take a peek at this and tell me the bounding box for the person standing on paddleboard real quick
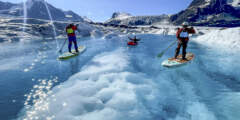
[175,22,196,60]
[66,23,79,53]
[128,36,141,44]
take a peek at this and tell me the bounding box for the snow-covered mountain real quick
[105,0,240,27]
[0,0,84,22]
[0,0,105,42]
[0,1,16,10]
[0,17,104,42]
[171,0,240,27]
[105,12,170,26]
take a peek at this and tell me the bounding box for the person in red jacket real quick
[175,22,196,60]
[66,24,79,53]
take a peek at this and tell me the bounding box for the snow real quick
[193,27,240,53]
[192,27,240,77]
[114,15,131,20]
[193,0,211,8]
[83,16,93,23]
[65,15,73,18]
[111,12,132,20]
[227,0,240,8]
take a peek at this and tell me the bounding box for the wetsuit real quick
[66,25,78,53]
[175,27,196,59]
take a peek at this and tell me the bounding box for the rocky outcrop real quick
[105,12,170,26]
[170,0,240,27]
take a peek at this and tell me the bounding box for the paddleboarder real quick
[175,22,196,60]
[66,23,79,53]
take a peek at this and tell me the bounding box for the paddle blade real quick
[157,52,164,58]
[58,49,62,54]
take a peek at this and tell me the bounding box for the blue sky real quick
[3,0,193,22]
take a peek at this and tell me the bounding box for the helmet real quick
[182,22,189,27]
[69,24,74,27]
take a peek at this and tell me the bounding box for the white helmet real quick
[182,22,189,26]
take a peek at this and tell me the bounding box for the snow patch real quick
[193,27,240,53]
[111,12,132,20]
[227,0,240,8]
[65,15,72,18]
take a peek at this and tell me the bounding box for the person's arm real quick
[128,37,133,41]
[136,38,141,41]
[72,26,77,30]
[188,27,196,34]
[176,28,182,39]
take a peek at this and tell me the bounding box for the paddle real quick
[157,40,177,58]
[58,39,67,53]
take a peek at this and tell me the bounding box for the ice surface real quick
[193,27,240,53]
[16,29,240,120]
[18,48,223,120]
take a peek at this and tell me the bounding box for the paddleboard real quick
[58,46,86,60]
[162,53,194,68]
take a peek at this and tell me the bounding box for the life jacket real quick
[177,28,190,41]
[66,26,77,36]
[67,28,74,34]
[179,31,189,38]
[177,27,196,39]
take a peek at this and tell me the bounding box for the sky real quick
[2,0,193,22]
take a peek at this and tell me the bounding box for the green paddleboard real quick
[58,46,86,60]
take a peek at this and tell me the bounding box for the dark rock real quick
[170,0,240,27]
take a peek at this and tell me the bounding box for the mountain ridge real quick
[105,0,240,27]
[170,0,240,27]
[0,0,85,22]
[105,12,170,26]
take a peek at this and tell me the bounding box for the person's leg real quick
[175,41,182,58]
[68,36,73,53]
[182,40,188,59]
[73,36,78,52]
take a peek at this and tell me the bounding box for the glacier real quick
[14,27,240,120]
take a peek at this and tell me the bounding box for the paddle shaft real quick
[158,40,177,58]
[58,39,67,53]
